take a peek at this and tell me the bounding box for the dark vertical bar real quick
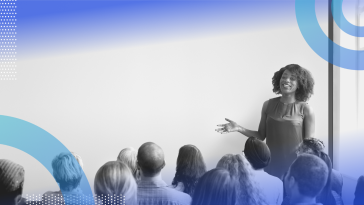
[328,0,334,165]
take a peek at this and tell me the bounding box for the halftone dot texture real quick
[24,194,126,205]
[0,0,16,80]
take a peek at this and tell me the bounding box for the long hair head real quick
[217,154,267,205]
[172,145,206,196]
[191,168,237,205]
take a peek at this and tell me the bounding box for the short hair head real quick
[0,159,24,205]
[296,138,325,156]
[137,142,165,177]
[272,64,315,102]
[94,161,137,205]
[244,137,271,169]
[52,152,83,192]
[172,145,206,196]
[296,138,334,204]
[191,168,237,205]
[117,147,138,178]
[287,154,329,198]
[71,152,84,169]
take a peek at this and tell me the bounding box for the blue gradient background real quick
[16,0,327,58]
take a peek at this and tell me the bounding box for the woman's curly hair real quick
[272,64,314,102]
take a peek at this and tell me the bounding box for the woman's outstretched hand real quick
[215,118,240,134]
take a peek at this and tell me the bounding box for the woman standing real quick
[216,64,315,179]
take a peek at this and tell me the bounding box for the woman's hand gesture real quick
[215,118,240,134]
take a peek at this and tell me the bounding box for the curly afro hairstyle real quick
[272,64,314,102]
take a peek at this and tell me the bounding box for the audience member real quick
[243,137,283,205]
[137,142,191,205]
[71,152,84,169]
[283,154,329,205]
[191,168,237,205]
[0,159,26,205]
[354,175,364,205]
[95,161,137,205]
[42,152,84,205]
[171,144,206,196]
[216,153,267,205]
[117,147,139,180]
[295,138,344,205]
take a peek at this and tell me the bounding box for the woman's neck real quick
[280,94,296,104]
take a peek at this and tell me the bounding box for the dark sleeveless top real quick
[262,97,307,179]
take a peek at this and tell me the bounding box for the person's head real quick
[295,138,334,204]
[117,147,138,179]
[172,145,206,195]
[191,168,237,205]
[354,176,364,205]
[272,64,314,102]
[216,154,240,176]
[0,159,25,205]
[94,161,137,205]
[52,152,83,192]
[284,154,329,200]
[217,154,266,205]
[137,142,165,177]
[296,138,325,157]
[243,137,271,170]
[71,152,84,169]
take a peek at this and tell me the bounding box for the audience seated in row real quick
[1,138,362,205]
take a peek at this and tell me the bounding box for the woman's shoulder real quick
[268,96,281,102]
[263,97,280,109]
[301,102,314,116]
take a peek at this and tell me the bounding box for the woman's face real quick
[280,70,299,95]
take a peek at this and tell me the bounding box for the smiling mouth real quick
[281,83,291,88]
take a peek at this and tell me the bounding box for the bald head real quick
[137,142,165,177]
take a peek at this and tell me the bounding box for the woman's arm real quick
[303,104,315,139]
[216,100,268,141]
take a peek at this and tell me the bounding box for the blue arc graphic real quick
[296,0,364,70]
[331,0,364,37]
[0,115,94,205]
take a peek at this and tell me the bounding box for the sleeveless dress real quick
[262,97,307,179]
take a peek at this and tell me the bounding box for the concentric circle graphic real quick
[331,0,364,37]
[296,0,364,70]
